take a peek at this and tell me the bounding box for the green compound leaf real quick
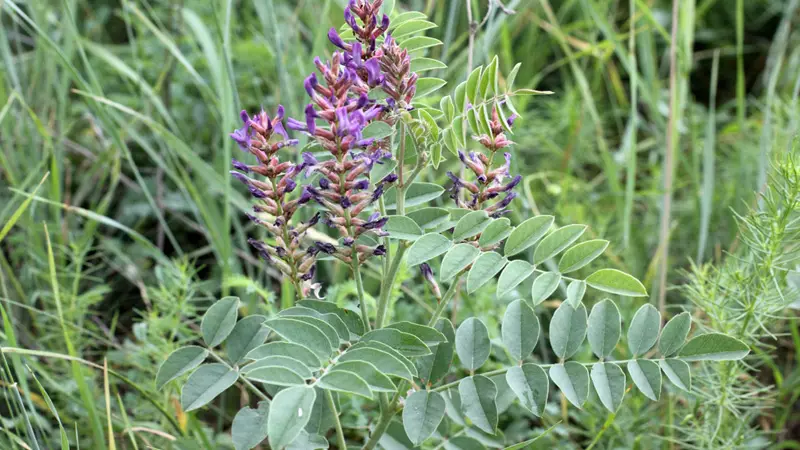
[362,121,393,140]
[412,57,448,73]
[455,317,491,371]
[478,218,512,249]
[453,210,492,241]
[232,401,269,450]
[408,207,450,231]
[627,359,662,401]
[318,370,374,399]
[245,366,307,387]
[201,296,239,347]
[298,299,365,337]
[549,362,589,408]
[533,224,587,264]
[658,312,692,357]
[586,269,648,297]
[180,363,238,412]
[590,362,626,412]
[565,280,587,308]
[156,346,208,389]
[496,260,535,298]
[458,375,498,433]
[558,239,609,273]
[329,360,396,393]
[242,355,313,379]
[531,271,561,306]
[416,319,456,385]
[360,328,431,357]
[403,390,446,446]
[416,77,448,98]
[245,342,322,369]
[407,233,453,266]
[264,317,334,360]
[501,300,540,361]
[268,386,316,450]
[678,333,750,361]
[504,216,554,257]
[441,244,481,282]
[505,364,548,416]
[355,341,418,377]
[386,321,447,347]
[278,310,341,347]
[400,36,443,53]
[225,315,269,364]
[587,299,621,359]
[549,302,588,360]
[340,347,416,381]
[385,215,424,241]
[627,304,661,357]
[467,251,508,293]
[660,358,691,392]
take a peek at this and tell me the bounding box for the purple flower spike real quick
[507,113,518,126]
[239,110,250,124]
[351,42,362,63]
[302,152,318,166]
[420,263,434,281]
[304,73,318,96]
[319,177,330,189]
[354,179,370,190]
[305,104,318,135]
[284,178,297,193]
[345,8,359,31]
[328,28,347,49]
[371,184,385,201]
[497,192,518,208]
[381,14,390,29]
[315,241,337,254]
[341,196,352,208]
[381,173,399,184]
[365,58,384,87]
[287,117,307,131]
[373,245,387,256]
[230,170,250,185]
[274,121,290,140]
[336,107,350,136]
[231,159,250,173]
[230,126,250,151]
[276,105,285,120]
[503,175,522,192]
[368,212,381,221]
[298,186,314,204]
[343,237,355,246]
[364,217,388,230]
[249,185,268,199]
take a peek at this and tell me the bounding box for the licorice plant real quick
[156,2,751,449]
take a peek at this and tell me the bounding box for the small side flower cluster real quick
[447,107,521,218]
[230,108,321,296]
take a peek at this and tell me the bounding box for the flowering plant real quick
[157,2,751,449]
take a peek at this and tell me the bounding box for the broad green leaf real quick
[225,315,269,364]
[496,260,535,298]
[441,244,481,281]
[660,359,691,391]
[401,36,443,53]
[201,296,239,347]
[466,66,482,102]
[448,436,488,450]
[504,216,554,257]
[558,239,609,273]
[455,318,491,371]
[264,317,334,360]
[416,77,448,98]
[360,328,431,357]
[380,420,417,450]
[431,142,443,169]
[318,370,374,399]
[388,11,426,29]
[339,347,415,380]
[549,303,587,360]
[478,218,512,248]
[232,401,269,450]
[407,233,453,266]
[298,299,365,336]
[658,312,692,357]
[505,364,548,416]
[441,95,455,122]
[467,251,508,293]
[304,388,337,436]
[418,109,438,140]
[590,363,626,412]
[408,207,450,231]
[156,346,208,389]
[330,360,396,392]
[180,364,238,412]
[530,272,561,305]
[385,215,424,241]
[678,333,750,361]
[416,319,456,385]
[505,63,522,92]
[513,88,554,96]
[245,342,322,369]
[533,225,586,264]
[355,341,418,377]
[392,19,437,38]
[286,431,329,450]
[242,356,313,379]
[278,311,342,348]
[385,183,445,209]
[627,304,661,356]
[587,299,621,359]
[501,300,539,361]
[387,321,447,347]
[319,313,351,343]
[627,360,662,401]
[412,57,448,73]
[586,269,648,297]
[548,362,589,408]
[245,366,307,387]
[565,280,586,308]
[458,375,498,433]
[268,386,316,450]
[453,210,492,241]
[480,56,498,98]
[362,121,393,140]
[403,390,446,446]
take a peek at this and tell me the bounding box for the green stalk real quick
[326,390,347,450]
[427,272,464,327]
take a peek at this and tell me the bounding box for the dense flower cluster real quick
[447,106,521,218]
[232,0,418,291]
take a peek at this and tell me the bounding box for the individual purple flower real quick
[232,158,250,173]
[304,73,318,96]
[328,28,348,50]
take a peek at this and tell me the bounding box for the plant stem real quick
[427,272,464,327]
[209,351,269,402]
[326,390,347,450]
[375,243,407,329]
[352,256,372,332]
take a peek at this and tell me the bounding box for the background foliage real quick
[0,0,799,448]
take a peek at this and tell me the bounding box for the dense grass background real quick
[0,0,799,448]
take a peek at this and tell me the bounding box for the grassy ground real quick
[0,0,799,448]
